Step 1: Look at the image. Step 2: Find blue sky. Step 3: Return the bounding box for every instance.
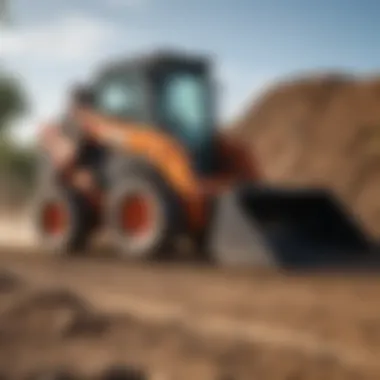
[2,0,380,141]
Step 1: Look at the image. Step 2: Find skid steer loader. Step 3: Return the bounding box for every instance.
[35,50,375,268]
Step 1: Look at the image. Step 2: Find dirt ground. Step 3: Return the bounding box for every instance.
[0,250,380,380]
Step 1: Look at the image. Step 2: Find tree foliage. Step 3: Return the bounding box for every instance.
[0,74,28,134]
[0,139,38,184]
[0,72,36,206]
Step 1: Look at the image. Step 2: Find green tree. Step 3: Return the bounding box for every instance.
[0,72,36,207]
[0,0,10,27]
[0,2,37,206]
[0,74,28,136]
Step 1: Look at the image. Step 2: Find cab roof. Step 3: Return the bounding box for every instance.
[96,49,212,78]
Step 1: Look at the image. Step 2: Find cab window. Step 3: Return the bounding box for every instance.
[157,70,211,146]
[96,75,143,120]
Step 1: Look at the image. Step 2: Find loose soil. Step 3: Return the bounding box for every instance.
[0,250,380,380]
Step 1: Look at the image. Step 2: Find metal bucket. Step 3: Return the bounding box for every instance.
[209,185,374,268]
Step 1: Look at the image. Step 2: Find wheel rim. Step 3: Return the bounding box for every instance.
[41,201,68,236]
[121,194,153,238]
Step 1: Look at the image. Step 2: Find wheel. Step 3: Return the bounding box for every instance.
[34,187,93,255]
[106,162,182,260]
[191,198,216,263]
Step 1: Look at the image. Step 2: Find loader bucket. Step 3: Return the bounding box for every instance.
[210,185,374,268]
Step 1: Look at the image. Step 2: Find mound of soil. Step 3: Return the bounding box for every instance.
[232,74,380,238]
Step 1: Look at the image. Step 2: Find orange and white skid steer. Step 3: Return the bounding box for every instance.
[34,51,375,268]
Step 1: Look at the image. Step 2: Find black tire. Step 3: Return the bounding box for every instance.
[191,198,216,263]
[107,161,183,260]
[34,187,93,256]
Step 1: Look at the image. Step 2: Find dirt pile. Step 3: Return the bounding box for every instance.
[232,74,380,237]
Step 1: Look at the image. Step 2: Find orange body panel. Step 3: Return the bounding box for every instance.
[74,108,206,229]
[46,108,260,232]
[74,109,200,193]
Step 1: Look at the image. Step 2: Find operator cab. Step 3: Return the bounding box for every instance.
[91,51,218,176]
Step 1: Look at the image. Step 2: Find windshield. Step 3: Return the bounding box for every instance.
[157,70,211,147]
[96,74,144,120]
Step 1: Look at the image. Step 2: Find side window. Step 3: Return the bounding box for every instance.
[164,73,205,129]
[158,71,209,147]
[97,76,142,119]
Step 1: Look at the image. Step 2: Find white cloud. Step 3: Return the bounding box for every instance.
[3,11,152,143]
[1,12,122,143]
[0,13,117,63]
